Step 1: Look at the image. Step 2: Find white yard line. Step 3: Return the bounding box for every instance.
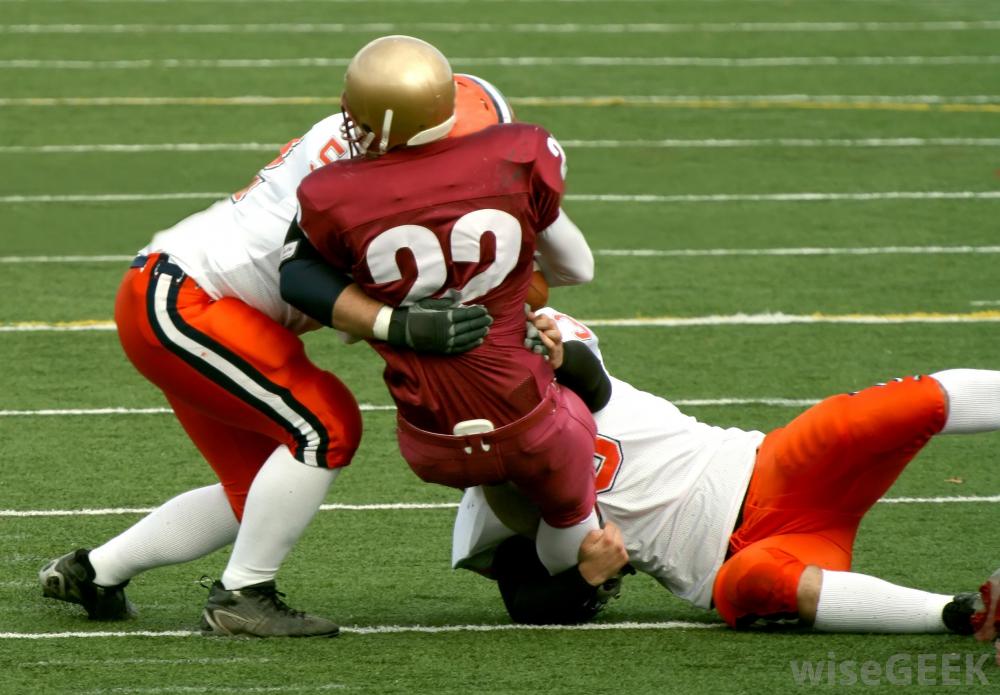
[74,687,347,695]
[4,94,1000,108]
[0,0,944,4]
[0,407,170,415]
[0,502,459,516]
[5,246,1000,264]
[2,138,1000,154]
[3,494,998,519]
[4,55,999,69]
[879,495,1000,504]
[0,630,198,639]
[0,399,821,419]
[0,0,688,5]
[0,0,653,3]
[20,657,273,667]
[595,246,1000,256]
[0,0,961,4]
[0,143,280,153]
[0,322,119,331]
[4,311,1000,333]
[344,621,723,633]
[0,254,134,262]
[562,137,1000,148]
[2,21,999,34]
[3,191,1000,204]
[0,404,396,415]
[567,192,1000,203]
[0,621,723,640]
[583,312,1000,326]
[0,192,228,202]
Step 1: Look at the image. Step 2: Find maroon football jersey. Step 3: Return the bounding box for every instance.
[297,123,567,433]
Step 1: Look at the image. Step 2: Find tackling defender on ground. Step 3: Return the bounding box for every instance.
[453,309,1000,645]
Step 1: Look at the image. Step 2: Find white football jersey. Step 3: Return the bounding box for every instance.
[452,309,765,608]
[140,113,350,333]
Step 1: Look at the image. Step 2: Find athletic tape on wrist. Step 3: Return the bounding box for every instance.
[373,305,394,341]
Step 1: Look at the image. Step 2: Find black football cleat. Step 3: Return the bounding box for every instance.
[39,548,136,621]
[200,579,339,638]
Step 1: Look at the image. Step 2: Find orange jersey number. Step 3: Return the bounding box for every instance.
[594,434,623,494]
[231,138,302,202]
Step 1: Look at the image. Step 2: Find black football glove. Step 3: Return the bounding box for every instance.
[387,298,492,355]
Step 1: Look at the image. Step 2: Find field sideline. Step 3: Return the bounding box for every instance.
[1,0,999,692]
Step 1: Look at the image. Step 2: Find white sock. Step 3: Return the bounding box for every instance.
[535,510,600,575]
[931,369,1000,434]
[89,484,239,587]
[814,570,951,633]
[221,445,338,590]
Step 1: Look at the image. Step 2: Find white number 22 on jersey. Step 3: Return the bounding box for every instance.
[365,208,522,305]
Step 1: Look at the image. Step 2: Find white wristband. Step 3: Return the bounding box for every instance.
[372,305,394,341]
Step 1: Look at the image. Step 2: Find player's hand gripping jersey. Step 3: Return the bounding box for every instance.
[139,75,511,335]
[452,309,766,608]
[296,124,569,433]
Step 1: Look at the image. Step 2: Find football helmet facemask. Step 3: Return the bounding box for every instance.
[341,35,456,158]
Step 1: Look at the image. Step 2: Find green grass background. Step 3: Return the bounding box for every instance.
[1,0,999,692]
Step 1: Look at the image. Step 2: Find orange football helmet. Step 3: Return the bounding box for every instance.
[451,73,516,137]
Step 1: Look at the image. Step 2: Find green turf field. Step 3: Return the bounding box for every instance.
[2,0,1000,692]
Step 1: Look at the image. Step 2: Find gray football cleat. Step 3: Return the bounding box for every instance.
[39,548,136,621]
[200,579,339,637]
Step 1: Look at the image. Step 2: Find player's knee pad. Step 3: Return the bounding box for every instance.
[713,545,806,628]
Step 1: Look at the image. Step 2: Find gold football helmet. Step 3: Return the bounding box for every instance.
[341,35,457,157]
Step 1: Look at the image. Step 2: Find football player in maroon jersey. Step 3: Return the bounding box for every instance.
[282,35,618,576]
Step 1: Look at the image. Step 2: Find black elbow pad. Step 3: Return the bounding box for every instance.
[555,341,612,412]
[279,220,352,326]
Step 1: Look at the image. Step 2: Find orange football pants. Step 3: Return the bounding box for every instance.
[115,254,363,519]
[712,375,947,627]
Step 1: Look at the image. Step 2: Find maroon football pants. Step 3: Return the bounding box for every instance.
[397,381,598,528]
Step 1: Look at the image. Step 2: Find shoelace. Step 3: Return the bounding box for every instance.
[199,575,306,618]
[249,585,306,618]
